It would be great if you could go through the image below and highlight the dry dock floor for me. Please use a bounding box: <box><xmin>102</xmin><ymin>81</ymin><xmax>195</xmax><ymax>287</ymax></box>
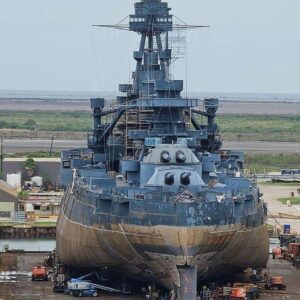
<box><xmin>260</xmin><ymin>256</ymin><xmax>300</xmax><ymax>300</ymax></box>
<box><xmin>0</xmin><ymin>253</ymin><xmax>299</xmax><ymax>300</ymax></box>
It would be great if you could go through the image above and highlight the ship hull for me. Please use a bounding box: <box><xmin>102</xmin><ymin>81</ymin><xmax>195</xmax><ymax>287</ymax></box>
<box><xmin>56</xmin><ymin>208</ymin><xmax>269</xmax><ymax>290</ymax></box>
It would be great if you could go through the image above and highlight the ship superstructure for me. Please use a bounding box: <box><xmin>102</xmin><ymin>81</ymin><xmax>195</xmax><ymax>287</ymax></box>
<box><xmin>57</xmin><ymin>1</ymin><xmax>269</xmax><ymax>299</ymax></box>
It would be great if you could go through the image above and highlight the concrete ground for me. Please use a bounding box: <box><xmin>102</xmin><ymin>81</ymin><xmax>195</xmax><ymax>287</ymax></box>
<box><xmin>0</xmin><ymin>253</ymin><xmax>144</xmax><ymax>300</ymax></box>
<box><xmin>260</xmin><ymin>256</ymin><xmax>300</xmax><ymax>300</ymax></box>
<box><xmin>260</xmin><ymin>183</ymin><xmax>300</xmax><ymax>233</ymax></box>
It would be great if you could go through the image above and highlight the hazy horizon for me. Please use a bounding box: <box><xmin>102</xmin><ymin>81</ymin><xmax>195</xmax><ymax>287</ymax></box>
<box><xmin>1</xmin><ymin>89</ymin><xmax>300</xmax><ymax>102</ymax></box>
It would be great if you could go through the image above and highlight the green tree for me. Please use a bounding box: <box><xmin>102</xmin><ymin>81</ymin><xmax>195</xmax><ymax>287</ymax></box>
<box><xmin>24</xmin><ymin>119</ymin><xmax>37</xmax><ymax>129</ymax></box>
<box><xmin>0</xmin><ymin>120</ymin><xmax>7</xmax><ymax>128</ymax></box>
<box><xmin>18</xmin><ymin>191</ymin><xmax>29</xmax><ymax>200</ymax></box>
<box><xmin>24</xmin><ymin>158</ymin><xmax>36</xmax><ymax>177</ymax></box>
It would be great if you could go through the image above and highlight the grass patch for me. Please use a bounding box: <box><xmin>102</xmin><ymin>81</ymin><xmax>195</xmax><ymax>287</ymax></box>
<box><xmin>32</xmin><ymin>222</ymin><xmax>56</xmax><ymax>227</ymax></box>
<box><xmin>0</xmin><ymin>111</ymin><xmax>92</xmax><ymax>132</ymax></box>
<box><xmin>259</xmin><ymin>181</ymin><xmax>300</xmax><ymax>186</ymax></box>
<box><xmin>0</xmin><ymin>221</ymin><xmax>56</xmax><ymax>227</ymax></box>
<box><xmin>4</xmin><ymin>151</ymin><xmax>60</xmax><ymax>158</ymax></box>
<box><xmin>266</xmin><ymin>223</ymin><xmax>275</xmax><ymax>230</ymax></box>
<box><xmin>217</xmin><ymin>114</ymin><xmax>300</xmax><ymax>142</ymax></box>
<box><xmin>278</xmin><ymin>197</ymin><xmax>300</xmax><ymax>205</ymax></box>
<box><xmin>0</xmin><ymin>111</ymin><xmax>300</xmax><ymax>142</ymax></box>
<box><xmin>245</xmin><ymin>153</ymin><xmax>300</xmax><ymax>174</ymax></box>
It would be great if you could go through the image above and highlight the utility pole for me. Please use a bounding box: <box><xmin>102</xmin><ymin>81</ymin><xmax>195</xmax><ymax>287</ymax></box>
<box><xmin>0</xmin><ymin>137</ymin><xmax>3</xmax><ymax>179</ymax></box>
<box><xmin>49</xmin><ymin>135</ymin><xmax>55</xmax><ymax>157</ymax></box>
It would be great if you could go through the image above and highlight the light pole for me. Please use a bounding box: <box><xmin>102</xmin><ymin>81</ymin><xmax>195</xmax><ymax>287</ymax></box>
<box><xmin>49</xmin><ymin>135</ymin><xmax>55</xmax><ymax>157</ymax></box>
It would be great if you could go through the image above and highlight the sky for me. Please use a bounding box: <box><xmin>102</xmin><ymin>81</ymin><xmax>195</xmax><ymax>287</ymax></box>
<box><xmin>0</xmin><ymin>0</ymin><xmax>299</xmax><ymax>94</ymax></box>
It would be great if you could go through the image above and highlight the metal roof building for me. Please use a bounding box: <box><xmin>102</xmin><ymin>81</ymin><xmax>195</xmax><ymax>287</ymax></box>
<box><xmin>0</xmin><ymin>179</ymin><xmax>18</xmax><ymax>221</ymax></box>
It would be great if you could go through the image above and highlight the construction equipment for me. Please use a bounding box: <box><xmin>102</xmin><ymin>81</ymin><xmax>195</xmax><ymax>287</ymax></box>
<box><xmin>66</xmin><ymin>282</ymin><xmax>99</xmax><ymax>297</ymax></box>
<box><xmin>230</xmin><ymin>287</ymin><xmax>246</xmax><ymax>299</ymax></box>
<box><xmin>272</xmin><ymin>246</ymin><xmax>287</xmax><ymax>259</ymax></box>
<box><xmin>65</xmin><ymin>272</ymin><xmax>131</xmax><ymax>297</ymax></box>
<box><xmin>233</xmin><ymin>283</ymin><xmax>260</xmax><ymax>300</ymax></box>
<box><xmin>32</xmin><ymin>266</ymin><xmax>48</xmax><ymax>281</ymax></box>
<box><xmin>265</xmin><ymin>276</ymin><xmax>286</xmax><ymax>290</ymax></box>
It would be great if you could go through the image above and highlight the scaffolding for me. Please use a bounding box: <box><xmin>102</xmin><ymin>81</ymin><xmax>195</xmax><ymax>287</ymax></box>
<box><xmin>116</xmin><ymin>107</ymin><xmax>153</xmax><ymax>158</ymax></box>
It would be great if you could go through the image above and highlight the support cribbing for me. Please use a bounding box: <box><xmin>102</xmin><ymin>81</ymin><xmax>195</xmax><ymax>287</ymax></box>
<box><xmin>177</xmin><ymin>265</ymin><xmax>197</xmax><ymax>300</ymax></box>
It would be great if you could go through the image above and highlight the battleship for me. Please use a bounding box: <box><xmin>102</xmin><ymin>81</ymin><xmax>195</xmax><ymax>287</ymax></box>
<box><xmin>56</xmin><ymin>0</ymin><xmax>269</xmax><ymax>298</ymax></box>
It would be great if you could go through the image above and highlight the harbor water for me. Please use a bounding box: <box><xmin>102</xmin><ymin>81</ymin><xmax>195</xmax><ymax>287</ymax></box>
<box><xmin>0</xmin><ymin>239</ymin><xmax>55</xmax><ymax>252</ymax></box>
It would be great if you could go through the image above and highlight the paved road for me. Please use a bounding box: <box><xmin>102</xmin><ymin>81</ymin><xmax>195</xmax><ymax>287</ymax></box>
<box><xmin>2</xmin><ymin>139</ymin><xmax>300</xmax><ymax>154</ymax></box>
<box><xmin>222</xmin><ymin>141</ymin><xmax>300</xmax><ymax>153</ymax></box>
<box><xmin>2</xmin><ymin>138</ymin><xmax>87</xmax><ymax>153</ymax></box>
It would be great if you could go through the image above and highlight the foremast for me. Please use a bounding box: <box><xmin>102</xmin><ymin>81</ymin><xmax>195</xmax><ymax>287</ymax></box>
<box><xmin>89</xmin><ymin>0</ymin><xmax>220</xmax><ymax>165</ymax></box>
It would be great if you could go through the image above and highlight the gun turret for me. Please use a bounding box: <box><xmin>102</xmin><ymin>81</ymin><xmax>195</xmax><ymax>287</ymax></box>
<box><xmin>180</xmin><ymin>172</ymin><xmax>191</xmax><ymax>186</ymax></box>
<box><xmin>176</xmin><ymin>150</ymin><xmax>186</xmax><ymax>163</ymax></box>
<box><xmin>165</xmin><ymin>172</ymin><xmax>175</xmax><ymax>185</ymax></box>
<box><xmin>161</xmin><ymin>151</ymin><xmax>171</xmax><ymax>163</ymax></box>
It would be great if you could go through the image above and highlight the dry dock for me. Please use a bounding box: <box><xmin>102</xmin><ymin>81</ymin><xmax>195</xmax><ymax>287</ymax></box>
<box><xmin>0</xmin><ymin>252</ymin><xmax>144</xmax><ymax>300</ymax></box>
<box><xmin>0</xmin><ymin>251</ymin><xmax>299</xmax><ymax>300</ymax></box>
<box><xmin>261</xmin><ymin>257</ymin><xmax>300</xmax><ymax>300</ymax></box>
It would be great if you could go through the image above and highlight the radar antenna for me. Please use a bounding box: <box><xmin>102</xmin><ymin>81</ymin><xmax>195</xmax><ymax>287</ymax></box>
<box><xmin>93</xmin><ymin>24</ymin><xmax>209</xmax><ymax>31</ymax></box>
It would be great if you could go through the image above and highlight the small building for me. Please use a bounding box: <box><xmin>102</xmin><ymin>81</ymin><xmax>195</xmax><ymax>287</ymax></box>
<box><xmin>3</xmin><ymin>158</ymin><xmax>61</xmax><ymax>185</ymax></box>
<box><xmin>0</xmin><ymin>179</ymin><xmax>18</xmax><ymax>221</ymax></box>
<box><xmin>25</xmin><ymin>192</ymin><xmax>63</xmax><ymax>218</ymax></box>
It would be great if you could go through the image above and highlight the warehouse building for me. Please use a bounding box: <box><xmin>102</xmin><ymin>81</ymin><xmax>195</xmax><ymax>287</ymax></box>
<box><xmin>0</xmin><ymin>179</ymin><xmax>18</xmax><ymax>221</ymax></box>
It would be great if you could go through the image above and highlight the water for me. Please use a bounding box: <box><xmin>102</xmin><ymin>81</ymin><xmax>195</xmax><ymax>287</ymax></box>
<box><xmin>0</xmin><ymin>90</ymin><xmax>114</xmax><ymax>101</ymax></box>
<box><xmin>0</xmin><ymin>239</ymin><xmax>56</xmax><ymax>252</ymax></box>
<box><xmin>1</xmin><ymin>90</ymin><xmax>300</xmax><ymax>102</ymax></box>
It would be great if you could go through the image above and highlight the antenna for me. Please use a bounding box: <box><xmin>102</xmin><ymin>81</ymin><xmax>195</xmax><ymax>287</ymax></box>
<box><xmin>93</xmin><ymin>24</ymin><xmax>209</xmax><ymax>31</ymax></box>
<box><xmin>93</xmin><ymin>24</ymin><xmax>130</xmax><ymax>31</ymax></box>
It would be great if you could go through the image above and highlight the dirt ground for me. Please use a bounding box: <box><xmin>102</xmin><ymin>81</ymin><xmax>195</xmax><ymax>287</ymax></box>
<box><xmin>260</xmin><ymin>183</ymin><xmax>300</xmax><ymax>233</ymax></box>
